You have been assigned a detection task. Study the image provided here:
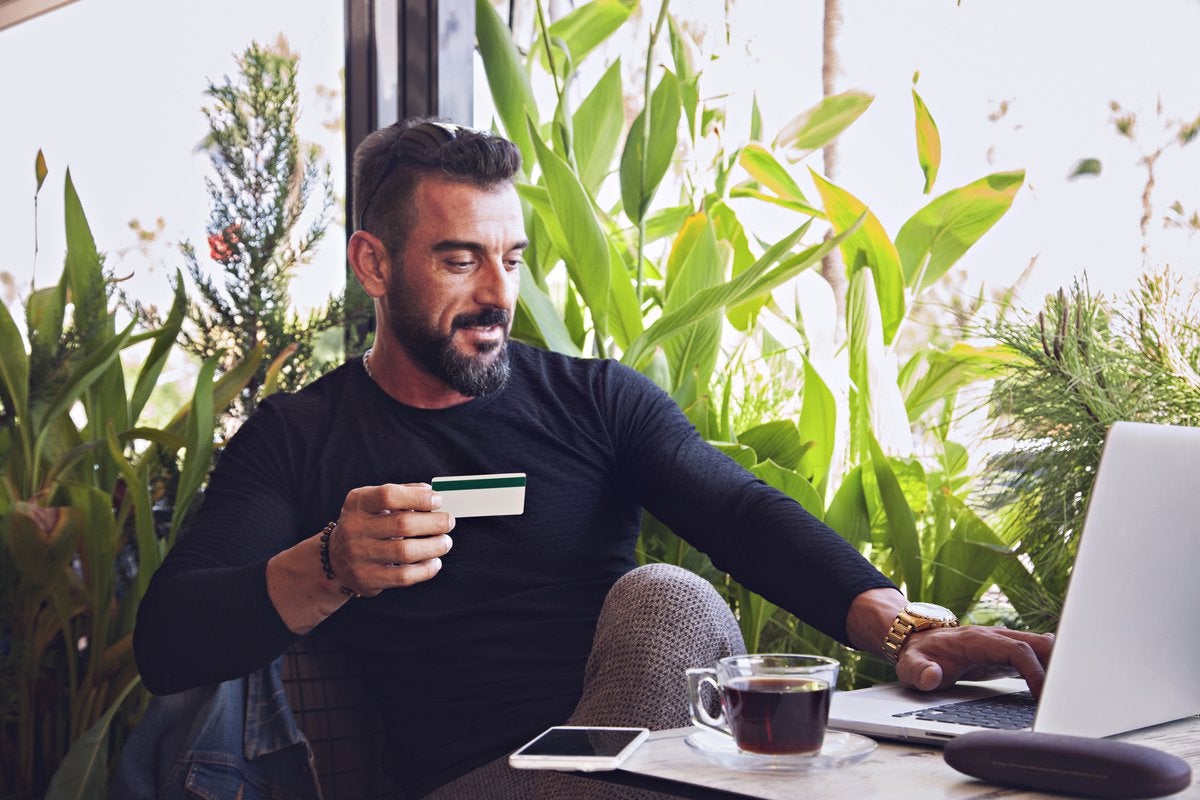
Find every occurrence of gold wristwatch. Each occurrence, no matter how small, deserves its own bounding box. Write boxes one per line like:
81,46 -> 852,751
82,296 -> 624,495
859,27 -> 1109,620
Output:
883,602 -> 958,663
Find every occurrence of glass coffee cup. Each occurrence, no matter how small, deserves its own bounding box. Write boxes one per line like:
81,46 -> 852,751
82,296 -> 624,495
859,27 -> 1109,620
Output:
686,654 -> 839,756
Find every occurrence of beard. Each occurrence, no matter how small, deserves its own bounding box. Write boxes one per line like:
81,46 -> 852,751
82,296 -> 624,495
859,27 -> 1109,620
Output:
385,277 -> 512,398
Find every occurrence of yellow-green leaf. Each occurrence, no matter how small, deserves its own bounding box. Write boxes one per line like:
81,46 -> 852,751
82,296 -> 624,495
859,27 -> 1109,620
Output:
620,70 -> 681,224
738,143 -> 811,205
774,91 -> 873,163
912,88 -> 941,194
810,170 -> 905,344
895,171 -> 1025,292
35,149 -> 48,194
573,59 -> 624,194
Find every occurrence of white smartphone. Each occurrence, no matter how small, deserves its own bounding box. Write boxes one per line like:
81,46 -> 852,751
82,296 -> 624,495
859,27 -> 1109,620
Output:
508,725 -> 650,772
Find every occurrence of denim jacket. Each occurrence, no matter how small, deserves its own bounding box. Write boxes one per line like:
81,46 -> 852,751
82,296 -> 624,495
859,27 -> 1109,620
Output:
113,657 -> 322,800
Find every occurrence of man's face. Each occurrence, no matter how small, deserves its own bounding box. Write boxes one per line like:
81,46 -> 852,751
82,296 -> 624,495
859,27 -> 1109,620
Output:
384,177 -> 527,397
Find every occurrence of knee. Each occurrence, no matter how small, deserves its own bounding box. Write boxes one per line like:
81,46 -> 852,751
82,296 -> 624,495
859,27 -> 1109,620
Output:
605,564 -> 732,628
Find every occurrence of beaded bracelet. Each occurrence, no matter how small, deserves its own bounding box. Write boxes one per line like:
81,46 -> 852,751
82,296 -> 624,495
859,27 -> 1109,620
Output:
318,521 -> 359,598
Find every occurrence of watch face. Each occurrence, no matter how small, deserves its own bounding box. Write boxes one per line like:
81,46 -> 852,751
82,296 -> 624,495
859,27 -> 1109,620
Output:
907,602 -> 955,621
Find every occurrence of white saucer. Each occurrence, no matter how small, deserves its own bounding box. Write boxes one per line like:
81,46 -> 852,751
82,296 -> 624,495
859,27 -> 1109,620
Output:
684,728 -> 876,773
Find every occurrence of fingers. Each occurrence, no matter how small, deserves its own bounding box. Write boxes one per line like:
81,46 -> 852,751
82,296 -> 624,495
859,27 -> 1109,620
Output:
896,626 -> 1056,697
346,483 -> 443,515
330,483 -> 458,596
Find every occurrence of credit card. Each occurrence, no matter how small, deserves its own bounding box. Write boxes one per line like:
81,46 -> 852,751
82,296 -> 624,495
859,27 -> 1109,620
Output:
431,473 -> 526,518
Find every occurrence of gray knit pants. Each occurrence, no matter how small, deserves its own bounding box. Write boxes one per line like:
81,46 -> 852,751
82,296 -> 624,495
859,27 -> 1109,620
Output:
423,563 -> 747,799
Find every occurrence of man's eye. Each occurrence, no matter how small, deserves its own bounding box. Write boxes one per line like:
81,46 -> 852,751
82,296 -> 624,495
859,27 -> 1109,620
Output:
504,258 -> 523,271
447,260 -> 475,270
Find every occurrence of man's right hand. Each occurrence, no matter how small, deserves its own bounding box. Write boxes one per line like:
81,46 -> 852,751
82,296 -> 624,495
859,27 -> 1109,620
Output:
329,483 -> 456,596
266,483 -> 455,634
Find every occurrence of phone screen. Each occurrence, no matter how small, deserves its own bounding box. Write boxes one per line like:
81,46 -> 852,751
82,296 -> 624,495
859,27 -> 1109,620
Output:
518,728 -> 644,758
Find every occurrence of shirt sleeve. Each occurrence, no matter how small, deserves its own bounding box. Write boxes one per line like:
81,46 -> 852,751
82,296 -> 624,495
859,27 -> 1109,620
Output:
603,361 -> 895,645
133,399 -> 304,695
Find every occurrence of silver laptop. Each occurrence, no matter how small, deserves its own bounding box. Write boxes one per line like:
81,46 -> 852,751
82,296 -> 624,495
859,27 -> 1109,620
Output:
829,421 -> 1200,744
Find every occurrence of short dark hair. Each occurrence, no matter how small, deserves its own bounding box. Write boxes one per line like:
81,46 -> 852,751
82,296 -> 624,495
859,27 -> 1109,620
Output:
352,117 -> 522,258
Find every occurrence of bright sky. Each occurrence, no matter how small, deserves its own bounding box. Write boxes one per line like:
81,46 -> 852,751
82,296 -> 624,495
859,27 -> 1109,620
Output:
3,0 -> 1199,330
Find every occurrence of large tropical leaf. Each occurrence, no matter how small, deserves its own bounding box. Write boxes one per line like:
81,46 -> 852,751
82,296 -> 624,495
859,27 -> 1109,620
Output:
663,213 -> 722,396
811,171 -> 905,345
797,356 -> 836,495
774,91 -> 874,163
529,124 -> 612,337
516,261 -> 581,356
737,143 -> 813,207
751,459 -> 824,520
621,219 -> 855,369
43,677 -> 140,800
619,70 -> 681,224
606,239 -> 643,350
928,501 -> 1010,616
825,465 -> 870,549
738,420 -> 806,471
895,171 -> 1025,292
869,435 -> 923,601
573,59 -> 624,194
475,0 -> 538,174
540,0 -> 636,74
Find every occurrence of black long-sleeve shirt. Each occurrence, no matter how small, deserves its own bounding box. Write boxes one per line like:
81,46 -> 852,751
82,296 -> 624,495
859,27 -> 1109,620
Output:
134,342 -> 893,794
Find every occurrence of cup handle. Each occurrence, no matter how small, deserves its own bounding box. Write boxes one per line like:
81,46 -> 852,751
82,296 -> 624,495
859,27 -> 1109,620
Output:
686,667 -> 729,736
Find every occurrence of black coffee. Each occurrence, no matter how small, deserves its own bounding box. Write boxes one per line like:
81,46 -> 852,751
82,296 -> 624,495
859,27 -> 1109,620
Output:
724,676 -> 830,755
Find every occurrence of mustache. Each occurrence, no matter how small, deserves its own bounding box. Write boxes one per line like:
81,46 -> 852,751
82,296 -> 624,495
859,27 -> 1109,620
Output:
452,307 -> 510,331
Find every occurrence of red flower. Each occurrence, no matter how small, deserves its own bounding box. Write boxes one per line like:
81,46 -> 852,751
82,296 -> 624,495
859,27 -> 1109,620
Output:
208,223 -> 242,264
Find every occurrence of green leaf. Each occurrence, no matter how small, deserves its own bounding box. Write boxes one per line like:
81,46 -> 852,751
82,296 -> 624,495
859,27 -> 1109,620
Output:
810,170 -> 906,345
904,343 -> 1016,423
622,219 -> 850,369
912,88 -> 941,194
0,294 -> 30,431
895,170 -> 1025,293
35,149 -> 48,193
774,91 -> 874,163
751,459 -> 824,520
169,354 -> 219,546
475,0 -> 538,175
728,187 -> 823,217
63,169 -> 109,344
928,501 -> 1009,616
846,269 -> 873,464
1068,158 -> 1102,180
606,239 -> 644,350
44,677 -> 140,800
574,59 -> 624,194
516,261 -> 581,356
644,204 -> 694,244
529,122 -> 612,337
620,70 -> 682,224
163,343 -> 264,439
26,283 -> 66,367
33,322 -> 134,466
869,435 -> 923,601
738,420 -> 805,471
797,356 -> 836,495
750,93 -> 763,142
663,213 -> 722,396
129,274 -> 187,424
668,14 -> 700,140
711,441 -> 757,469
543,0 -> 635,72
826,465 -> 870,549
738,143 -> 811,205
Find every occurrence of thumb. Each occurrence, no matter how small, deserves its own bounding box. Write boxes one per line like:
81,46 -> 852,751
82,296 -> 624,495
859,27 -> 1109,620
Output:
914,660 -> 944,691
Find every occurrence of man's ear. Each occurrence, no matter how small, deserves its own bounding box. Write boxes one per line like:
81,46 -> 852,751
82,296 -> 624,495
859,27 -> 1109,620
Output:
347,231 -> 391,298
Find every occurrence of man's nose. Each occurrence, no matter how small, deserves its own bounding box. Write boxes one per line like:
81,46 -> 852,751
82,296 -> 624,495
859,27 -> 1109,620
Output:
474,257 -> 518,308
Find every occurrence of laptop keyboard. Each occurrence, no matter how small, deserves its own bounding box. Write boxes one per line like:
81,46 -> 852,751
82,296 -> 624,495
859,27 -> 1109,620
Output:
895,690 -> 1036,730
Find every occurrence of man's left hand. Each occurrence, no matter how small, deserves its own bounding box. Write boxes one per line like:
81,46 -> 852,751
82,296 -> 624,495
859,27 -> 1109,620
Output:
896,626 -> 1055,697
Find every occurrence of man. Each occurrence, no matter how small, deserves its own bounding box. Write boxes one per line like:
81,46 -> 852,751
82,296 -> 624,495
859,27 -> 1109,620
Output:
134,119 -> 1052,797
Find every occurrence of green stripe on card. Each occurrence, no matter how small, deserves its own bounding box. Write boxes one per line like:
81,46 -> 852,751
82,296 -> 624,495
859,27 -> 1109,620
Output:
433,476 -> 526,491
